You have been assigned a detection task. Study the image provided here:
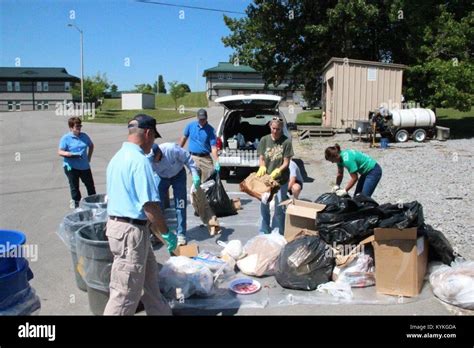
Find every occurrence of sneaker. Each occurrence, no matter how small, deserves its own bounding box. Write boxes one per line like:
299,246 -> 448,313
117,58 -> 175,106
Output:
177,235 -> 187,246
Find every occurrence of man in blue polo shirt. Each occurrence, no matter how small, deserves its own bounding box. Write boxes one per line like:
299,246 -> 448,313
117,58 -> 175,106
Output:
148,142 -> 200,246
104,114 -> 176,316
58,117 -> 96,208
180,108 -> 220,180
180,109 -> 221,235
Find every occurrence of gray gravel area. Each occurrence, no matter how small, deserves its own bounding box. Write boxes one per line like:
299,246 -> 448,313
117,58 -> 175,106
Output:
292,134 -> 474,261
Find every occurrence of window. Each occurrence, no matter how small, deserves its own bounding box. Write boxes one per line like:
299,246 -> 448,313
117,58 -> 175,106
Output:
43,82 -> 49,91
65,82 -> 71,91
7,81 -> 13,92
226,73 -> 232,80
14,81 -> 20,92
368,68 -> 377,81
8,101 -> 13,111
37,82 -> 42,92
217,73 -> 224,80
37,101 -> 42,110
15,102 -> 21,111
44,101 -> 49,110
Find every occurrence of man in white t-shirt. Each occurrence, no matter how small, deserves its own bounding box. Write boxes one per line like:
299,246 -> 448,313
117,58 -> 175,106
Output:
288,160 -> 304,199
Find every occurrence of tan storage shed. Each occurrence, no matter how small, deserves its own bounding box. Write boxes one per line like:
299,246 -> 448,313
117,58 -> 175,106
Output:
322,58 -> 406,129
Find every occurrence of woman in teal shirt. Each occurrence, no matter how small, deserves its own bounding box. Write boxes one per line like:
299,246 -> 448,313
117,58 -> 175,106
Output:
325,144 -> 382,197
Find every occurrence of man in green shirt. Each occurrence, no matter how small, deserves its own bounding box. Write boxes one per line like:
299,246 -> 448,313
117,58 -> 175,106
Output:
325,144 -> 382,197
256,118 -> 294,234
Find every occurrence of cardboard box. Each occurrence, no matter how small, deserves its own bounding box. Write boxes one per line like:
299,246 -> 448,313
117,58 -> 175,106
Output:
280,199 -> 326,243
373,228 -> 428,297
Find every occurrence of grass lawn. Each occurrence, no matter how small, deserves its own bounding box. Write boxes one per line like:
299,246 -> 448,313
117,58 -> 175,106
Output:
296,110 -> 322,125
435,107 -> 474,139
88,106 -> 194,124
156,92 -> 207,108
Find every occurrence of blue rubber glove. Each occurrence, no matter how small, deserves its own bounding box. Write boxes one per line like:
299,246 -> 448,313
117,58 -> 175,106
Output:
192,175 -> 201,189
214,161 -> 220,172
64,163 -> 72,172
162,230 -> 177,254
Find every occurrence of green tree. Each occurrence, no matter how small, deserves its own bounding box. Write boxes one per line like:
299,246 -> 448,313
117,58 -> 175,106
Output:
158,75 -> 167,93
178,83 -> 191,93
405,6 -> 473,111
222,0 -> 473,111
134,83 -> 154,93
168,81 -> 186,110
72,72 -> 110,105
110,84 -> 118,93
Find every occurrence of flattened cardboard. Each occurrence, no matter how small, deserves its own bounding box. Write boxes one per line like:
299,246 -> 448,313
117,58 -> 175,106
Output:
175,244 -> 199,257
281,199 -> 326,242
373,228 -> 428,297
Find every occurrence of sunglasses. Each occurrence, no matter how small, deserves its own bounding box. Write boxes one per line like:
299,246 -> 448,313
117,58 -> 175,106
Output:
272,117 -> 283,122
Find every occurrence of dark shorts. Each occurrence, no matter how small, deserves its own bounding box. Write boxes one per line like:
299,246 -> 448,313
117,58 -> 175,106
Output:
288,180 -> 303,195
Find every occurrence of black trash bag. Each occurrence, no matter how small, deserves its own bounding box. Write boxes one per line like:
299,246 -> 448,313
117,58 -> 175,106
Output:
205,171 -> 236,217
378,201 -> 424,229
315,193 -> 382,244
275,236 -> 334,291
418,224 -> 457,265
315,193 -> 379,224
318,215 -> 381,245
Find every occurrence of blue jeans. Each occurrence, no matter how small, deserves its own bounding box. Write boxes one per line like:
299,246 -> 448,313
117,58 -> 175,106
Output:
259,183 -> 288,235
355,163 -> 382,197
156,168 -> 187,237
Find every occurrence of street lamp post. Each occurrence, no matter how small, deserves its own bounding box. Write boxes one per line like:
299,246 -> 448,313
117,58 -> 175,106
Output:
68,24 -> 84,117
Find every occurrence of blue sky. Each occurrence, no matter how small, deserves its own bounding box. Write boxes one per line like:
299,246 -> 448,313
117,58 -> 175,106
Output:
0,0 -> 251,91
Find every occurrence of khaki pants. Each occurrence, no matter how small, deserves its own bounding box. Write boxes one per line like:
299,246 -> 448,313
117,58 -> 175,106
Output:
103,219 -> 172,316
191,155 -> 220,233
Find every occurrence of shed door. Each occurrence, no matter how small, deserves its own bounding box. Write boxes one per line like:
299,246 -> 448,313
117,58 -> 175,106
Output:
325,78 -> 334,127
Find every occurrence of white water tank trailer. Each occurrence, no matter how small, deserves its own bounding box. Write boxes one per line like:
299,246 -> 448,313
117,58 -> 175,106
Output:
371,108 -> 442,142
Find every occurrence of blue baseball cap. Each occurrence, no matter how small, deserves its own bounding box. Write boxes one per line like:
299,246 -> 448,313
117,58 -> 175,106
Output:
128,114 -> 161,138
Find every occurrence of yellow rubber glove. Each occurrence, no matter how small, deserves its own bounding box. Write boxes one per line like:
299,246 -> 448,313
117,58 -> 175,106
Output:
270,168 -> 281,180
256,166 -> 267,177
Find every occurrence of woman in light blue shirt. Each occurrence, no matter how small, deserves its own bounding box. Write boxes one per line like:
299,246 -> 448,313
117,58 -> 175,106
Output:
58,117 -> 96,208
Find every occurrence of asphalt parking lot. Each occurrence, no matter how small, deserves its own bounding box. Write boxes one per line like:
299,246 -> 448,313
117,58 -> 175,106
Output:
0,109 -> 459,315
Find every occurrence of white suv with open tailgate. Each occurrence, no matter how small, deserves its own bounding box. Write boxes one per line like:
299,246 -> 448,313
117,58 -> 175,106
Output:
214,94 -> 291,178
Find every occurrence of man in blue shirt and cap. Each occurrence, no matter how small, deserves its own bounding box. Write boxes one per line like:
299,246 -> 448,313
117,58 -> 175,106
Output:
148,142 -> 200,246
180,109 -> 221,235
104,114 -> 176,316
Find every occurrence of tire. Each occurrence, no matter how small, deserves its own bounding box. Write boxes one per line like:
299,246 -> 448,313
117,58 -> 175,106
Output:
413,129 -> 427,142
395,129 -> 409,143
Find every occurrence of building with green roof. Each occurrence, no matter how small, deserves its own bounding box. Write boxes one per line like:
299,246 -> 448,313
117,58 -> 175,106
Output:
0,67 -> 79,112
203,62 -> 304,106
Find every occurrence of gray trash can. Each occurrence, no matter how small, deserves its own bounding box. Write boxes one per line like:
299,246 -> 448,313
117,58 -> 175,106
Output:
58,209 -> 106,292
75,221 -> 113,315
79,194 -> 108,210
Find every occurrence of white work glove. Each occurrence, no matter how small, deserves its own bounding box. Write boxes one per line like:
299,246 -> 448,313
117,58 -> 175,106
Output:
331,185 -> 340,193
335,189 -> 347,197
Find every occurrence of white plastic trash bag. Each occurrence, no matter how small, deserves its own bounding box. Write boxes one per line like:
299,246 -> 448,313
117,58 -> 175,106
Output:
317,281 -> 353,300
332,254 -> 375,288
237,230 -> 286,277
429,258 -> 474,310
159,256 -> 214,299
218,240 -> 243,260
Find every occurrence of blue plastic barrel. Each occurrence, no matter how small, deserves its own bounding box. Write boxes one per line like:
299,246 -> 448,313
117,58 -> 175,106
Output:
380,138 -> 389,149
0,230 -> 26,275
0,257 -> 33,303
